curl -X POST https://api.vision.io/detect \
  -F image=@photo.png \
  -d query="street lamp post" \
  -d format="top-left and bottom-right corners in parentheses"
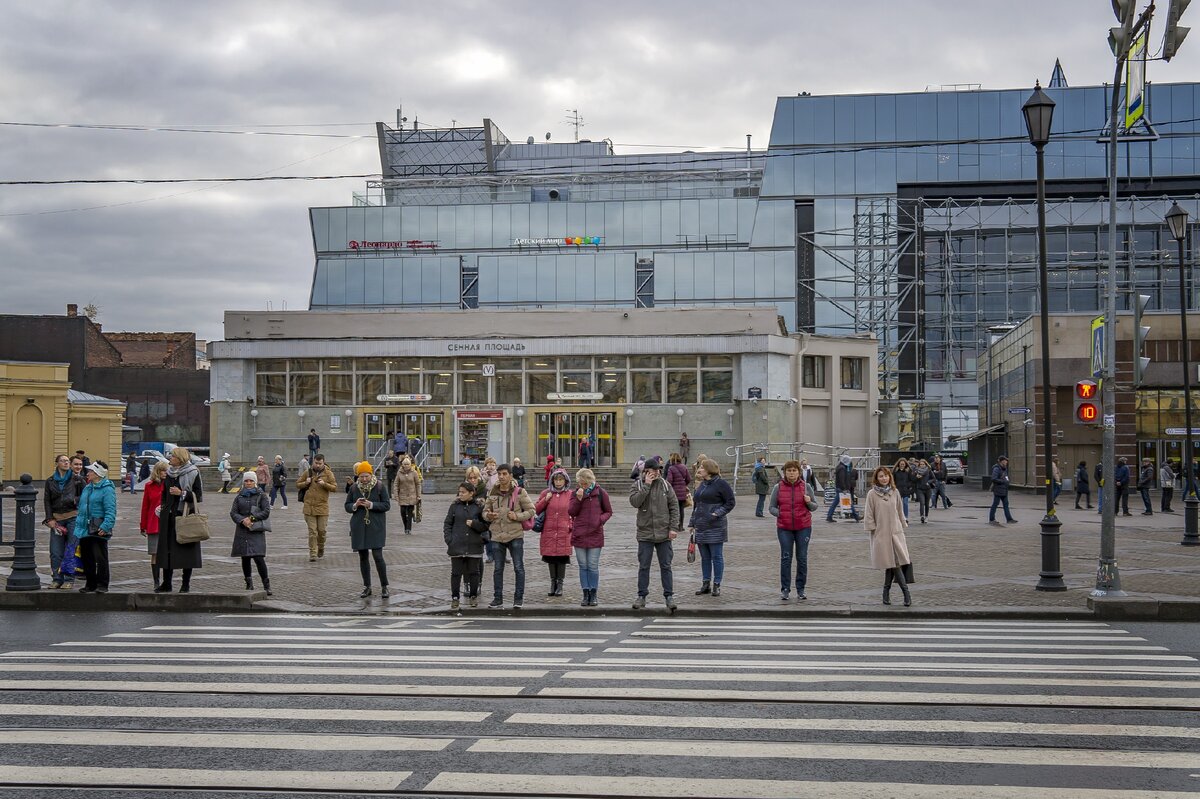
top-left (1024, 83), bottom-right (1066, 591)
top-left (1165, 201), bottom-right (1199, 545)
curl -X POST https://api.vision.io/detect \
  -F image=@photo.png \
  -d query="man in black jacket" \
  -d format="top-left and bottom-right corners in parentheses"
top-left (825, 455), bottom-right (861, 522)
top-left (1137, 458), bottom-right (1156, 516)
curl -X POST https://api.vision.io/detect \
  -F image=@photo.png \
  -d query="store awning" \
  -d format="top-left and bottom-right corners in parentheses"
top-left (948, 424), bottom-right (1006, 443)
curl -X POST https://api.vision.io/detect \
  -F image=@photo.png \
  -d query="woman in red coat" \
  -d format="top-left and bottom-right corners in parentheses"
top-left (543, 454), bottom-right (556, 484)
top-left (536, 468), bottom-right (573, 597)
top-left (139, 461), bottom-right (168, 589)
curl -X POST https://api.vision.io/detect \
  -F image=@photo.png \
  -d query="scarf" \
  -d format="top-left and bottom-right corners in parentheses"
top-left (50, 470), bottom-right (72, 489)
top-left (356, 475), bottom-right (378, 497)
top-left (238, 487), bottom-right (261, 499)
top-left (873, 484), bottom-right (894, 499)
top-left (167, 461), bottom-right (197, 481)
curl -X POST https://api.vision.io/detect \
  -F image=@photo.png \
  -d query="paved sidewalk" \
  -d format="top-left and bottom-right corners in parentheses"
top-left (6, 484), bottom-right (1197, 614)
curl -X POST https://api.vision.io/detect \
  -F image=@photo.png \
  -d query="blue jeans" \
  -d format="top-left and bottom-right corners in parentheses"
top-left (1140, 486), bottom-right (1153, 513)
top-left (699, 541), bottom-right (725, 583)
top-left (637, 540), bottom-right (674, 597)
top-left (270, 484), bottom-right (288, 506)
top-left (900, 495), bottom-right (910, 519)
top-left (989, 494), bottom-right (1014, 522)
top-left (575, 546), bottom-right (601, 591)
top-left (755, 494), bottom-right (767, 515)
top-left (48, 526), bottom-right (71, 583)
top-left (778, 528), bottom-right (811, 593)
top-left (1051, 481), bottom-right (1062, 503)
top-left (492, 538), bottom-right (525, 601)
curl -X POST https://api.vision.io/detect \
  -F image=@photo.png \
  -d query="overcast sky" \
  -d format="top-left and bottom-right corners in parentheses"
top-left (2, 0), bottom-right (1195, 342)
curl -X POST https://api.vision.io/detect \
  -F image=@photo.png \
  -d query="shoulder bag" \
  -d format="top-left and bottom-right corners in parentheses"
top-left (175, 497), bottom-right (210, 544)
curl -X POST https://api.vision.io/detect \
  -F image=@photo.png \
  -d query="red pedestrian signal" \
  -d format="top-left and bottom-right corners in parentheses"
top-left (1074, 379), bottom-right (1100, 425)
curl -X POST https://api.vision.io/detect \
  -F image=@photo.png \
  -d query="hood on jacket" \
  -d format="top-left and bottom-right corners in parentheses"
top-left (547, 468), bottom-right (571, 492)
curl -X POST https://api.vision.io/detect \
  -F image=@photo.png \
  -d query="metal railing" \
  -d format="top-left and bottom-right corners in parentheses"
top-left (724, 442), bottom-right (881, 492)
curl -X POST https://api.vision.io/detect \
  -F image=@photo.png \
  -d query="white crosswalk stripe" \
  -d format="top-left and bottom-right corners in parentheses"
top-left (0, 615), bottom-right (1195, 797)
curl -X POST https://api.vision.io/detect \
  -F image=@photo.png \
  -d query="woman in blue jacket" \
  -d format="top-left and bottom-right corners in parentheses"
top-left (74, 461), bottom-right (117, 594)
top-left (689, 458), bottom-right (736, 597)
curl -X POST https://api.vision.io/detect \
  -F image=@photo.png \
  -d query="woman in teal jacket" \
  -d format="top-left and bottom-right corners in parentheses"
top-left (73, 461), bottom-right (117, 593)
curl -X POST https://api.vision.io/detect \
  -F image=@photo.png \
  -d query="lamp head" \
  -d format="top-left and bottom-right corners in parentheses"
top-left (1022, 82), bottom-right (1055, 148)
top-left (1166, 201), bottom-right (1189, 242)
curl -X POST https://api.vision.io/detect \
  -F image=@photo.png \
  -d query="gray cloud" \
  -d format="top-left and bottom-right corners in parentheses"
top-left (1, 0), bottom-right (1194, 339)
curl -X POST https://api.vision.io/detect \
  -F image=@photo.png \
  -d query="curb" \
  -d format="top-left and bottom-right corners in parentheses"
top-left (1088, 596), bottom-right (1200, 621)
top-left (0, 591), bottom-right (266, 612)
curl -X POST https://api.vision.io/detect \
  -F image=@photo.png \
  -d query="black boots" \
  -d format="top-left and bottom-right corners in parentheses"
top-left (245, 578), bottom-right (254, 590)
top-left (712, 583), bottom-right (722, 597)
top-left (696, 580), bottom-right (711, 595)
top-left (882, 569), bottom-right (893, 605)
top-left (151, 566), bottom-right (161, 591)
top-left (581, 588), bottom-right (598, 606)
top-left (894, 567), bottom-right (912, 607)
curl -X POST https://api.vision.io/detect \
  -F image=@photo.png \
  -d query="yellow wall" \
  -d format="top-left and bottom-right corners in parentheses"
top-left (0, 361), bottom-right (124, 481)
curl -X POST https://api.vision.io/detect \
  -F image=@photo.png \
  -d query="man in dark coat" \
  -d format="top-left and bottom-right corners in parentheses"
top-left (825, 455), bottom-right (861, 522)
top-left (988, 455), bottom-right (1016, 525)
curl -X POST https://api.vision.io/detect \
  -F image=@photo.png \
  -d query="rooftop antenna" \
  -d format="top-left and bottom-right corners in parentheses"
top-left (564, 109), bottom-right (585, 142)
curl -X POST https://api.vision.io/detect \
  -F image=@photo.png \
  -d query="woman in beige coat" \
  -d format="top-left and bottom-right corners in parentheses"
top-left (392, 458), bottom-right (422, 535)
top-left (864, 465), bottom-right (912, 607)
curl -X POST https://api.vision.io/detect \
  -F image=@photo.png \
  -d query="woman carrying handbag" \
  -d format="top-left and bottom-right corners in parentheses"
top-left (157, 447), bottom-right (203, 594)
top-left (230, 471), bottom-right (272, 595)
top-left (864, 466), bottom-right (912, 607)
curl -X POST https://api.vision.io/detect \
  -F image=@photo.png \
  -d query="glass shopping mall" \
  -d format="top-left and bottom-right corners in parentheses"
top-left (210, 75), bottom-right (1200, 463)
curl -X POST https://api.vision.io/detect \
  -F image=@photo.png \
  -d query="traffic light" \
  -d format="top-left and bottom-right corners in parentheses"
top-left (1133, 293), bottom-right (1151, 386)
top-left (1163, 0), bottom-right (1191, 61)
top-left (1110, 0), bottom-right (1137, 54)
top-left (1075, 380), bottom-right (1100, 425)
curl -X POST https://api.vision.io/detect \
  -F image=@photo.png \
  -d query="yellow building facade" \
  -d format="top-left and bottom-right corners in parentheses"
top-left (0, 361), bottom-right (125, 482)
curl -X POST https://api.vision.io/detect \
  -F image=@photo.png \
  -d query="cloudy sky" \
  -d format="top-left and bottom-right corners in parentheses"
top-left (2, 0), bottom-right (1195, 341)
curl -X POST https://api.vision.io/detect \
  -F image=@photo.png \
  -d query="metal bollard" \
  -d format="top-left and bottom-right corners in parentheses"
top-left (5, 474), bottom-right (41, 591)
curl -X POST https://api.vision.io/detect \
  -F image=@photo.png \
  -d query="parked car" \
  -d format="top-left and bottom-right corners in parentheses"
top-left (942, 457), bottom-right (964, 483)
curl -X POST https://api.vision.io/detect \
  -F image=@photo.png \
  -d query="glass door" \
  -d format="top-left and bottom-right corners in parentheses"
top-left (364, 414), bottom-right (387, 460)
top-left (595, 412), bottom-right (615, 466)
top-left (423, 413), bottom-right (444, 467)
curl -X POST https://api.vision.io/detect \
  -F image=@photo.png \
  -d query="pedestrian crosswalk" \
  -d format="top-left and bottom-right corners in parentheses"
top-left (0, 614), bottom-right (1196, 797)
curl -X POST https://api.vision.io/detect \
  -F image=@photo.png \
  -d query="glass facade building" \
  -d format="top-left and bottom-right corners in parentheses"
top-left (308, 82), bottom-right (1200, 452)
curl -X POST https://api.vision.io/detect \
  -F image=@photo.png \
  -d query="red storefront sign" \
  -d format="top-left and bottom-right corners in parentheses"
top-left (457, 410), bottom-right (504, 420)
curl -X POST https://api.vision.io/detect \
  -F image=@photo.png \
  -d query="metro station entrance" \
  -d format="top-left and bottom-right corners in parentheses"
top-left (535, 410), bottom-right (616, 468)
top-left (364, 411), bottom-right (445, 467)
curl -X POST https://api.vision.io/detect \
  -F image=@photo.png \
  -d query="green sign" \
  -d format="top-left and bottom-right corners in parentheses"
top-left (713, 430), bottom-right (723, 437)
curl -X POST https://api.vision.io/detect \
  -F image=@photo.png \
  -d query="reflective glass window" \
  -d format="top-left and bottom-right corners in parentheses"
top-left (630, 356), bottom-right (661, 369)
top-left (701, 371), bottom-right (732, 403)
top-left (632, 372), bottom-right (662, 403)
top-left (596, 356), bottom-right (627, 370)
top-left (290, 374), bottom-right (320, 406)
top-left (458, 374), bottom-right (488, 405)
top-left (357, 375), bottom-right (385, 404)
top-left (840, 358), bottom-right (864, 390)
top-left (665, 356), bottom-right (697, 368)
top-left (527, 373), bottom-right (556, 404)
top-left (491, 358), bottom-right (524, 371)
top-left (700, 355), bottom-right (732, 368)
top-left (802, 355), bottom-right (826, 388)
top-left (356, 359), bottom-right (387, 372)
top-left (323, 374), bottom-right (353, 406)
top-left (560, 372), bottom-right (593, 392)
top-left (324, 359), bottom-right (352, 373)
top-left (290, 359), bottom-right (320, 372)
top-left (388, 358), bottom-right (421, 373)
top-left (428, 372), bottom-right (454, 405)
top-left (257, 360), bottom-right (286, 373)
top-left (666, 371), bottom-right (698, 403)
top-left (389, 373), bottom-right (420, 396)
top-left (257, 374), bottom-right (286, 406)
top-left (597, 369), bottom-right (626, 402)
top-left (560, 357), bottom-right (591, 370)
top-left (494, 373), bottom-right (523, 405)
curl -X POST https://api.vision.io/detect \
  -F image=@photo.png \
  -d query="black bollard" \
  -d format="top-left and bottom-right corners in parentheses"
top-left (6, 474), bottom-right (41, 591)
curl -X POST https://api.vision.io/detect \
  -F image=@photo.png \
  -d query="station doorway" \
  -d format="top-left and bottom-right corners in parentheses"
top-left (364, 411), bottom-right (445, 467)
top-left (535, 410), bottom-right (616, 468)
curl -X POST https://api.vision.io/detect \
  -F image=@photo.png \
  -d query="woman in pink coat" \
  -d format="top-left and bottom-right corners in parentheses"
top-left (536, 467), bottom-right (573, 597)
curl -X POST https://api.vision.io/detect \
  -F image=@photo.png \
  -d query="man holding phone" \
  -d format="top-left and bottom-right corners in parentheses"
top-left (628, 456), bottom-right (681, 611)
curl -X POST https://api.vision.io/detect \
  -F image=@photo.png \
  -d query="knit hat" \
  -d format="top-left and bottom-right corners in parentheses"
top-left (355, 461), bottom-right (374, 475)
top-left (242, 470), bottom-right (258, 484)
top-left (85, 462), bottom-right (108, 479)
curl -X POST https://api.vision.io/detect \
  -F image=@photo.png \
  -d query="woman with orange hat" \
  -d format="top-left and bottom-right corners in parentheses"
top-left (345, 461), bottom-right (392, 599)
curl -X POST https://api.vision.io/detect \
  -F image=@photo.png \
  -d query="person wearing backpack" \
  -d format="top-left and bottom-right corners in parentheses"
top-left (217, 453), bottom-right (233, 494)
top-left (752, 457), bottom-right (771, 517)
top-left (536, 468), bottom-right (574, 597)
top-left (482, 464), bottom-right (535, 609)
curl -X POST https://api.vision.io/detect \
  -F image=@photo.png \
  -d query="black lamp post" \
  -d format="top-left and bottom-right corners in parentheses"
top-left (1024, 83), bottom-right (1066, 591)
top-left (1165, 201), bottom-right (1199, 545)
